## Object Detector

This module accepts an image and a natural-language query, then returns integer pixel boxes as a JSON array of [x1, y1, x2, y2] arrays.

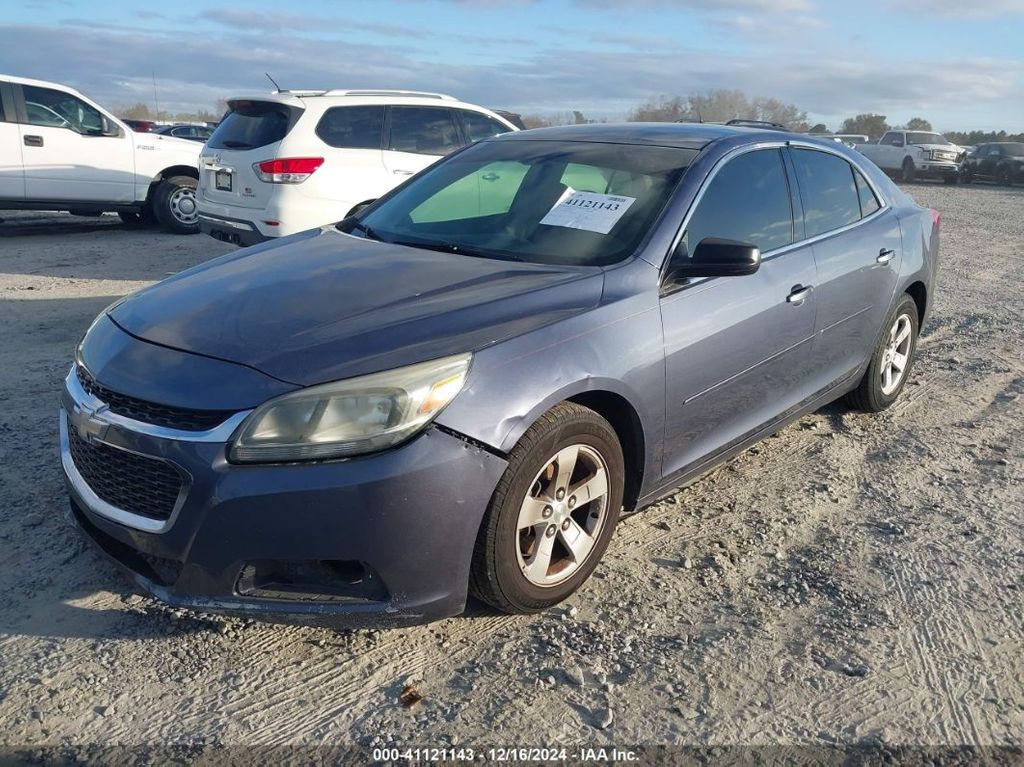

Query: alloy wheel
[[515, 443, 610, 587], [880, 313, 913, 395]]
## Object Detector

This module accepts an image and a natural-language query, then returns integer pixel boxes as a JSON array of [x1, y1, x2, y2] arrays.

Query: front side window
[[388, 107, 461, 156], [683, 148, 794, 256], [23, 85, 104, 133], [353, 139, 695, 266], [881, 133, 902, 146], [461, 110, 510, 143], [791, 149, 862, 237], [316, 105, 384, 149], [986, 145, 1003, 157]]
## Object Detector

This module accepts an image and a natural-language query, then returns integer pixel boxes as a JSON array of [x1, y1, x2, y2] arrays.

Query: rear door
[[17, 83, 134, 202], [199, 99, 299, 210], [789, 146, 902, 390], [381, 106, 462, 180], [0, 81, 24, 200], [310, 104, 387, 209]]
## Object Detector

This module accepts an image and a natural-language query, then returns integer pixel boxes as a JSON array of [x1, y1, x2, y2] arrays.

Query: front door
[[18, 83, 134, 202], [660, 147, 818, 479]]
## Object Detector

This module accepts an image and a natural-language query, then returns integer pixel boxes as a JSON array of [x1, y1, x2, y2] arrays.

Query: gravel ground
[[0, 187, 1021, 756]]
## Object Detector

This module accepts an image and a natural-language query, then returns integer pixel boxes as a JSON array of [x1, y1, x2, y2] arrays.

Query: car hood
[[109, 228, 604, 386], [133, 133, 200, 153]]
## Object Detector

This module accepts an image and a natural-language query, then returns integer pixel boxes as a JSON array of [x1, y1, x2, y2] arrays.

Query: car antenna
[[265, 72, 282, 93]]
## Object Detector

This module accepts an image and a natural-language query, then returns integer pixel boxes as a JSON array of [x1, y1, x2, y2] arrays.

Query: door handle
[[392, 169, 414, 176], [24, 135, 44, 147], [877, 248, 895, 264], [787, 285, 812, 305]]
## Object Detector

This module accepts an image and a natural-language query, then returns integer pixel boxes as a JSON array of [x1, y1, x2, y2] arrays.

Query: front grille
[[76, 366, 234, 431], [67, 428, 185, 521]]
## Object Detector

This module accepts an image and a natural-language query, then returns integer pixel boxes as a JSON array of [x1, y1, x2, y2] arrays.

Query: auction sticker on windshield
[[540, 190, 636, 234]]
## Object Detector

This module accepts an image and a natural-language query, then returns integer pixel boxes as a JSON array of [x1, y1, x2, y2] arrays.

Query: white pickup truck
[[0, 75, 201, 233], [856, 130, 963, 184]]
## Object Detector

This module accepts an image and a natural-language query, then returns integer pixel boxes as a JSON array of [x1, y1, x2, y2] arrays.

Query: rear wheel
[[901, 157, 916, 183], [152, 175, 199, 234], [469, 402, 624, 614], [118, 208, 155, 228], [846, 294, 919, 412]]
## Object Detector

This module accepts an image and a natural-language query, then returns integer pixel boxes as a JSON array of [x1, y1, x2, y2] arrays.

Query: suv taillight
[[253, 157, 324, 184]]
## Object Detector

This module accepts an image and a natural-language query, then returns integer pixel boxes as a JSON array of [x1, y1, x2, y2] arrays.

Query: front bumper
[[915, 161, 960, 179], [60, 368, 507, 627]]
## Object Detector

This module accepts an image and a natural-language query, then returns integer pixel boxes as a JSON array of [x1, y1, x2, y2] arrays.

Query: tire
[[901, 157, 916, 183], [118, 209, 155, 229], [469, 402, 625, 614], [152, 175, 199, 234], [846, 294, 919, 413]]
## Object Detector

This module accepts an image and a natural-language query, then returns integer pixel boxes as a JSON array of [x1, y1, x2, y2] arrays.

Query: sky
[[1, 0, 1022, 132]]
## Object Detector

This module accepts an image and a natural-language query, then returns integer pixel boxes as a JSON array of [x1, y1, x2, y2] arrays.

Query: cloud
[[892, 0, 1024, 15], [198, 8, 420, 37], [0, 21, 1019, 129], [429, 0, 813, 9]]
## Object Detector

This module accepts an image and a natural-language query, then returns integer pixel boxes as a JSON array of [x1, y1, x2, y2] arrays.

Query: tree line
[[523, 90, 1023, 144]]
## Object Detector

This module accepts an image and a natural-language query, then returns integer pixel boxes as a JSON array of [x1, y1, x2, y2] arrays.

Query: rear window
[[206, 101, 297, 150], [315, 105, 384, 149], [792, 148, 862, 237]]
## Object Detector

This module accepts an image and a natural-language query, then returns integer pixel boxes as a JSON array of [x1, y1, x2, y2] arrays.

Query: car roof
[[495, 121, 800, 150]]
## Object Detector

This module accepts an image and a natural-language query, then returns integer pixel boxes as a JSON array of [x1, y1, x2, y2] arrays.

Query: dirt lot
[[0, 186, 1021, 756]]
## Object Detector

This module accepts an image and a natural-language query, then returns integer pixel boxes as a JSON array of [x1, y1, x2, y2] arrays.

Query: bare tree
[[628, 90, 808, 129], [840, 114, 890, 140]]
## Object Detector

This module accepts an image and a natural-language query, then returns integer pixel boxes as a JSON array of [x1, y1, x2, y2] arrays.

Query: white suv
[[196, 89, 518, 245], [0, 75, 202, 233]]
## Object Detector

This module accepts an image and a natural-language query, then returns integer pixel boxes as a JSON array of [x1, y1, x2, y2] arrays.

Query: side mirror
[[666, 238, 761, 282]]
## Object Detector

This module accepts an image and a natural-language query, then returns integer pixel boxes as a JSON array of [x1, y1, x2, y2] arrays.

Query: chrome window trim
[[64, 365, 252, 443], [661, 139, 891, 286], [60, 411, 189, 534]]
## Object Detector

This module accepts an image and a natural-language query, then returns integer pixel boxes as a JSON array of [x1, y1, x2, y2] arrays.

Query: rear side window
[[316, 105, 384, 149], [792, 149, 862, 237], [460, 110, 510, 143], [684, 148, 794, 255], [207, 101, 295, 150], [854, 169, 880, 217], [388, 107, 461, 156]]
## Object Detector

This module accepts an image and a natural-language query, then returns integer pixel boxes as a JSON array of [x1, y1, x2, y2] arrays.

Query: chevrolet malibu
[[61, 123, 939, 625]]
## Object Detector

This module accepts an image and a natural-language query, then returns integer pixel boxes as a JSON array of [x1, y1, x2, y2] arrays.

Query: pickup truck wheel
[[846, 294, 919, 413], [153, 176, 199, 234], [118, 209, 155, 229], [901, 158, 916, 183], [469, 402, 624, 614]]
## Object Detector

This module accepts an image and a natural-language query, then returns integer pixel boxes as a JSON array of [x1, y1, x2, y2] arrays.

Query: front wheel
[[901, 158, 916, 183], [152, 175, 199, 234], [469, 402, 624, 614], [846, 294, 919, 412]]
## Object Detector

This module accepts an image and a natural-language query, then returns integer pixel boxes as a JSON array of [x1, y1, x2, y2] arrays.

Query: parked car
[[959, 142, 1024, 186], [0, 75, 201, 232], [122, 118, 157, 133], [196, 89, 518, 245], [153, 124, 214, 143], [856, 130, 962, 183], [62, 124, 938, 625]]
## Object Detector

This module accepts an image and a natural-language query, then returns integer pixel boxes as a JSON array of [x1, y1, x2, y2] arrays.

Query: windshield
[[906, 132, 951, 146], [349, 139, 696, 267]]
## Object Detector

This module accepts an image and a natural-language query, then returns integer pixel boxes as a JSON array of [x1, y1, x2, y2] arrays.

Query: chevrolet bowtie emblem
[[70, 401, 110, 444]]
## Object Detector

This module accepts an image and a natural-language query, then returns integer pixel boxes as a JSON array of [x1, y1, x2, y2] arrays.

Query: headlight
[[229, 353, 471, 463]]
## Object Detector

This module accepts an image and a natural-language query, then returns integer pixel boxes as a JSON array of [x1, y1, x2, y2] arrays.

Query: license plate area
[[215, 170, 232, 191]]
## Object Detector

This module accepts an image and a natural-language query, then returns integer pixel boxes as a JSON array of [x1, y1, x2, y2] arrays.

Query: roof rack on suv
[[321, 89, 457, 101]]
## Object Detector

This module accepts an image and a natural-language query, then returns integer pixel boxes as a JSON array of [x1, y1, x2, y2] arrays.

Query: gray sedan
[[62, 123, 939, 625]]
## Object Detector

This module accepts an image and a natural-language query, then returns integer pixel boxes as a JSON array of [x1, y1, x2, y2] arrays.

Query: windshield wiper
[[390, 239, 523, 262], [347, 220, 381, 241]]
